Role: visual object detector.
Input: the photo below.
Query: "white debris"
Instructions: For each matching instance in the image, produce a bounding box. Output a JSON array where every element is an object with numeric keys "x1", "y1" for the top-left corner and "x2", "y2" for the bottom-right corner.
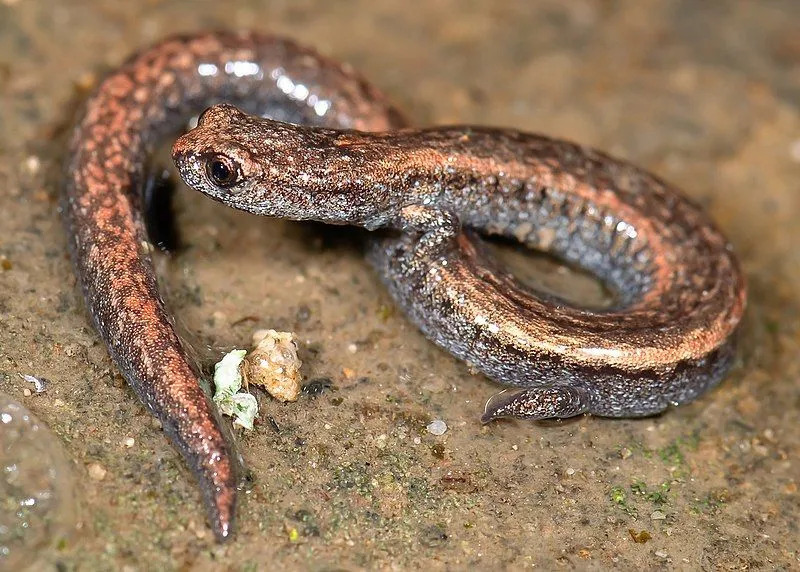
[
  {"x1": 212, "y1": 330, "x2": 304, "y2": 429},
  {"x1": 426, "y1": 419, "x2": 448, "y2": 436},
  {"x1": 18, "y1": 373, "x2": 47, "y2": 393},
  {"x1": 212, "y1": 349, "x2": 258, "y2": 430}
]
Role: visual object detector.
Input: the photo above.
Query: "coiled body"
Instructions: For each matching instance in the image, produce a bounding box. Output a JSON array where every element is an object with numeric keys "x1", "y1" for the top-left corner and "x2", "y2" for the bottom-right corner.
[
  {"x1": 172, "y1": 107, "x2": 745, "y2": 421},
  {"x1": 64, "y1": 31, "x2": 745, "y2": 540}
]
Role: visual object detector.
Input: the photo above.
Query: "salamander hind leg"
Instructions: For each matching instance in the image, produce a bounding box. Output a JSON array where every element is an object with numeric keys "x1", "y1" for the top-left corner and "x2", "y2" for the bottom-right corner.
[{"x1": 481, "y1": 385, "x2": 590, "y2": 423}]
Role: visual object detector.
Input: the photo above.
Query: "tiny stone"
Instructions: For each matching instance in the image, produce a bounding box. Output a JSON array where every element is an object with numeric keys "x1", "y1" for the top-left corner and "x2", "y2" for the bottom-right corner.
[
  {"x1": 22, "y1": 388, "x2": 32, "y2": 397},
  {"x1": 511, "y1": 444, "x2": 518, "y2": 451},
  {"x1": 426, "y1": 419, "x2": 447, "y2": 436},
  {"x1": 123, "y1": 437, "x2": 135, "y2": 448},
  {"x1": 347, "y1": 343, "x2": 358, "y2": 354},
  {"x1": 413, "y1": 437, "x2": 421, "y2": 445},
  {"x1": 566, "y1": 468, "x2": 575, "y2": 476},
  {"x1": 650, "y1": 510, "x2": 667, "y2": 520},
  {"x1": 88, "y1": 463, "x2": 107, "y2": 481},
  {"x1": 25, "y1": 155, "x2": 41, "y2": 174},
  {"x1": 654, "y1": 549, "x2": 668, "y2": 559}
]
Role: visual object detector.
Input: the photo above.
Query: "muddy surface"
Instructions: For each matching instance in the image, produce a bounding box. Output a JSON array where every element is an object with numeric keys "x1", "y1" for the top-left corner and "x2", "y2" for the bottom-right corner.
[{"x1": 1, "y1": 1, "x2": 799, "y2": 569}]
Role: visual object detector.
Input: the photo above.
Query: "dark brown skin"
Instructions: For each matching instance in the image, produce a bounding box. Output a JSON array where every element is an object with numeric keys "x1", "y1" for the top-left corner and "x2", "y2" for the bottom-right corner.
[
  {"x1": 64, "y1": 30, "x2": 746, "y2": 542},
  {"x1": 173, "y1": 105, "x2": 745, "y2": 422},
  {"x1": 62, "y1": 32, "x2": 403, "y2": 541}
]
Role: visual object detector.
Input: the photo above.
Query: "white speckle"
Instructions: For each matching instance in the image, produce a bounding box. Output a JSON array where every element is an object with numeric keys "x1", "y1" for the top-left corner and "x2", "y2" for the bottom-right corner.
[
  {"x1": 413, "y1": 437, "x2": 421, "y2": 445},
  {"x1": 224, "y1": 60, "x2": 261, "y2": 78},
  {"x1": 654, "y1": 549, "x2": 668, "y2": 559},
  {"x1": 347, "y1": 343, "x2": 358, "y2": 354},
  {"x1": 426, "y1": 419, "x2": 447, "y2": 436},
  {"x1": 276, "y1": 74, "x2": 294, "y2": 94},
  {"x1": 511, "y1": 444, "x2": 518, "y2": 451},
  {"x1": 616, "y1": 220, "x2": 638, "y2": 238},
  {"x1": 123, "y1": 437, "x2": 135, "y2": 448},
  {"x1": 313, "y1": 99, "x2": 331, "y2": 117},
  {"x1": 197, "y1": 63, "x2": 218, "y2": 77},
  {"x1": 651, "y1": 510, "x2": 667, "y2": 520},
  {"x1": 566, "y1": 467, "x2": 575, "y2": 476},
  {"x1": 292, "y1": 83, "x2": 309, "y2": 101},
  {"x1": 1, "y1": 413, "x2": 11, "y2": 424}
]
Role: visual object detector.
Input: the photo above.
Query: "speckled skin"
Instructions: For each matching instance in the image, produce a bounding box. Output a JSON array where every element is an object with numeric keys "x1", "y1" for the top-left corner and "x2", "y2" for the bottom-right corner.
[
  {"x1": 172, "y1": 105, "x2": 746, "y2": 423},
  {"x1": 62, "y1": 32, "x2": 403, "y2": 541}
]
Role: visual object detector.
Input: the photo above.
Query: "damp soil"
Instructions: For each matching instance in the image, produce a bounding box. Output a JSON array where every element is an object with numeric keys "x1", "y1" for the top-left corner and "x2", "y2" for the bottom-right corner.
[{"x1": 1, "y1": 1, "x2": 799, "y2": 569}]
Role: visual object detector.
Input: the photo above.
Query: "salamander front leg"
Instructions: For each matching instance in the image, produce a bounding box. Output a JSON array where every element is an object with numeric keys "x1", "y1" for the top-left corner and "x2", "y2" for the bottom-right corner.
[
  {"x1": 391, "y1": 204, "x2": 460, "y2": 259},
  {"x1": 481, "y1": 385, "x2": 590, "y2": 422}
]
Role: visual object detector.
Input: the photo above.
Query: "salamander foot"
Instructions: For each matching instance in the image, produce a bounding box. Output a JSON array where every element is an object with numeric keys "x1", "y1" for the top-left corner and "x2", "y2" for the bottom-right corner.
[{"x1": 481, "y1": 385, "x2": 589, "y2": 422}]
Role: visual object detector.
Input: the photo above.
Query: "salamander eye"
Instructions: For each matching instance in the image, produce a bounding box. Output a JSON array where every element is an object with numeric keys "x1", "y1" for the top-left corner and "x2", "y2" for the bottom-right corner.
[{"x1": 204, "y1": 154, "x2": 238, "y2": 188}]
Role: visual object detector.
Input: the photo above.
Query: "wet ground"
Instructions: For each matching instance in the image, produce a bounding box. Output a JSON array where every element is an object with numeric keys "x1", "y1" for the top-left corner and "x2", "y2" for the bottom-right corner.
[{"x1": 1, "y1": 1, "x2": 799, "y2": 569}]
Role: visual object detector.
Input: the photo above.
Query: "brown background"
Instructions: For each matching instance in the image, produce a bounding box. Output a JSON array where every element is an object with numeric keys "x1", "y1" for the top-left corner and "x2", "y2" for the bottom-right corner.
[{"x1": 1, "y1": 1, "x2": 798, "y2": 569}]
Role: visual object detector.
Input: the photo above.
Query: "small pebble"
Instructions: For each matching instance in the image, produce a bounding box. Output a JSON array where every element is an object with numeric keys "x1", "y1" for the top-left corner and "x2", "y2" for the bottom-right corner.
[
  {"x1": 22, "y1": 388, "x2": 32, "y2": 397},
  {"x1": 347, "y1": 343, "x2": 358, "y2": 354},
  {"x1": 566, "y1": 467, "x2": 575, "y2": 476},
  {"x1": 24, "y1": 155, "x2": 41, "y2": 175},
  {"x1": 650, "y1": 510, "x2": 667, "y2": 520},
  {"x1": 654, "y1": 549, "x2": 668, "y2": 559},
  {"x1": 88, "y1": 463, "x2": 107, "y2": 481},
  {"x1": 122, "y1": 437, "x2": 135, "y2": 448},
  {"x1": 426, "y1": 419, "x2": 447, "y2": 436}
]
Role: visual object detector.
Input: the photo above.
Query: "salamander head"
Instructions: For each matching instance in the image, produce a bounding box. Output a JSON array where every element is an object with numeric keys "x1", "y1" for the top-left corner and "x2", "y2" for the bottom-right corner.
[
  {"x1": 172, "y1": 104, "x2": 286, "y2": 212},
  {"x1": 172, "y1": 103, "x2": 392, "y2": 223}
]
